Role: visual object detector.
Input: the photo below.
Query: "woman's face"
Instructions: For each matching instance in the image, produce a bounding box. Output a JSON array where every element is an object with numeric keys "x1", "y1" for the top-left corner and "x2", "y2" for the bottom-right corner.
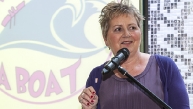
[{"x1": 104, "y1": 14, "x2": 141, "y2": 56}]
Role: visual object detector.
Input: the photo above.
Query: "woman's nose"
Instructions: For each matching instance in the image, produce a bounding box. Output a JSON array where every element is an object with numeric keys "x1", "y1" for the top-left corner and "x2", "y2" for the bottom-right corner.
[{"x1": 123, "y1": 30, "x2": 131, "y2": 38}]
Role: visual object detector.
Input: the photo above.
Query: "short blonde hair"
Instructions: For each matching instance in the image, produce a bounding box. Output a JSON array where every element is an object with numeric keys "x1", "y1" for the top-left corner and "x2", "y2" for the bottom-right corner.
[{"x1": 99, "y1": 0, "x2": 144, "y2": 39}]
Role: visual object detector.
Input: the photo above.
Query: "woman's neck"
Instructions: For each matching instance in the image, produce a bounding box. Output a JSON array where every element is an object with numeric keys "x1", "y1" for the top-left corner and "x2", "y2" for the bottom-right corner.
[
  {"x1": 123, "y1": 51, "x2": 141, "y2": 66},
  {"x1": 114, "y1": 51, "x2": 143, "y2": 78}
]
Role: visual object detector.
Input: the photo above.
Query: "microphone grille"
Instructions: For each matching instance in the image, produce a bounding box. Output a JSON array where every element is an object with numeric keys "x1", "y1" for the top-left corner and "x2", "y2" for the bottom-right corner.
[{"x1": 117, "y1": 48, "x2": 130, "y2": 59}]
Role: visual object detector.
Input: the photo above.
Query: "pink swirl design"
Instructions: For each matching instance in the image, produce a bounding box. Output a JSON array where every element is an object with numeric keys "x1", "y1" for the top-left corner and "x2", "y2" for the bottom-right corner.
[{"x1": 1, "y1": 1, "x2": 25, "y2": 27}]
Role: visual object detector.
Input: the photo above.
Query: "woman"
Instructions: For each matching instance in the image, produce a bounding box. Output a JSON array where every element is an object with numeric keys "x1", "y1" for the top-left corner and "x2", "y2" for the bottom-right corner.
[{"x1": 78, "y1": 0, "x2": 190, "y2": 109}]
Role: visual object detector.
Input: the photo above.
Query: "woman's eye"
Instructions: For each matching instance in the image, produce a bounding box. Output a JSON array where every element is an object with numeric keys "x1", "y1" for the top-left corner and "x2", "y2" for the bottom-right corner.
[
  {"x1": 114, "y1": 27, "x2": 121, "y2": 32},
  {"x1": 129, "y1": 26, "x2": 136, "y2": 30}
]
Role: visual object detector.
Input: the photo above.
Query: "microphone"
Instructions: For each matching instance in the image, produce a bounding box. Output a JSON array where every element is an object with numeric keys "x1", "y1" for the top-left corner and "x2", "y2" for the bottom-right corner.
[{"x1": 102, "y1": 48, "x2": 130, "y2": 75}]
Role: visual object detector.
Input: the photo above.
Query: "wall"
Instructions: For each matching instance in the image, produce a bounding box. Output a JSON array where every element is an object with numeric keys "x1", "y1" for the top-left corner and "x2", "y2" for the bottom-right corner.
[
  {"x1": 148, "y1": 0, "x2": 193, "y2": 108},
  {"x1": 0, "y1": 0, "x2": 139, "y2": 109}
]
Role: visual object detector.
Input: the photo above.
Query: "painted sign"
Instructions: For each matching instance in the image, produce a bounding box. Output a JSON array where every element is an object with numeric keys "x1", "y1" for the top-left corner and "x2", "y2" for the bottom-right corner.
[{"x1": 0, "y1": 0, "x2": 138, "y2": 108}]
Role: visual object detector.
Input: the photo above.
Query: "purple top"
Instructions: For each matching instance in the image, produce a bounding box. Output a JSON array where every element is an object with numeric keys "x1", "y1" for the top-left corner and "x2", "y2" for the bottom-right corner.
[
  {"x1": 86, "y1": 55, "x2": 190, "y2": 109},
  {"x1": 99, "y1": 56, "x2": 164, "y2": 109}
]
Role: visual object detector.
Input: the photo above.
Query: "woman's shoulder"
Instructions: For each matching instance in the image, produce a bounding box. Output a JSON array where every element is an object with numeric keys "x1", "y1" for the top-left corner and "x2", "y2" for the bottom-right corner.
[
  {"x1": 140, "y1": 53, "x2": 172, "y2": 60},
  {"x1": 140, "y1": 53, "x2": 175, "y2": 67},
  {"x1": 89, "y1": 63, "x2": 105, "y2": 77},
  {"x1": 154, "y1": 54, "x2": 174, "y2": 63},
  {"x1": 91, "y1": 64, "x2": 104, "y2": 72}
]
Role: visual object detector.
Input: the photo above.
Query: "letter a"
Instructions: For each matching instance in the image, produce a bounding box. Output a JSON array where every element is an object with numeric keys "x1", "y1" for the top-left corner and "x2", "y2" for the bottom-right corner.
[
  {"x1": 45, "y1": 71, "x2": 62, "y2": 96},
  {"x1": 0, "y1": 63, "x2": 11, "y2": 90}
]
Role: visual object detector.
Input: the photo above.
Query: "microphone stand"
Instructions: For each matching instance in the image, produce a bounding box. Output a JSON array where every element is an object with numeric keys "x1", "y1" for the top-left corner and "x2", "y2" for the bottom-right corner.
[{"x1": 117, "y1": 65, "x2": 172, "y2": 109}]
